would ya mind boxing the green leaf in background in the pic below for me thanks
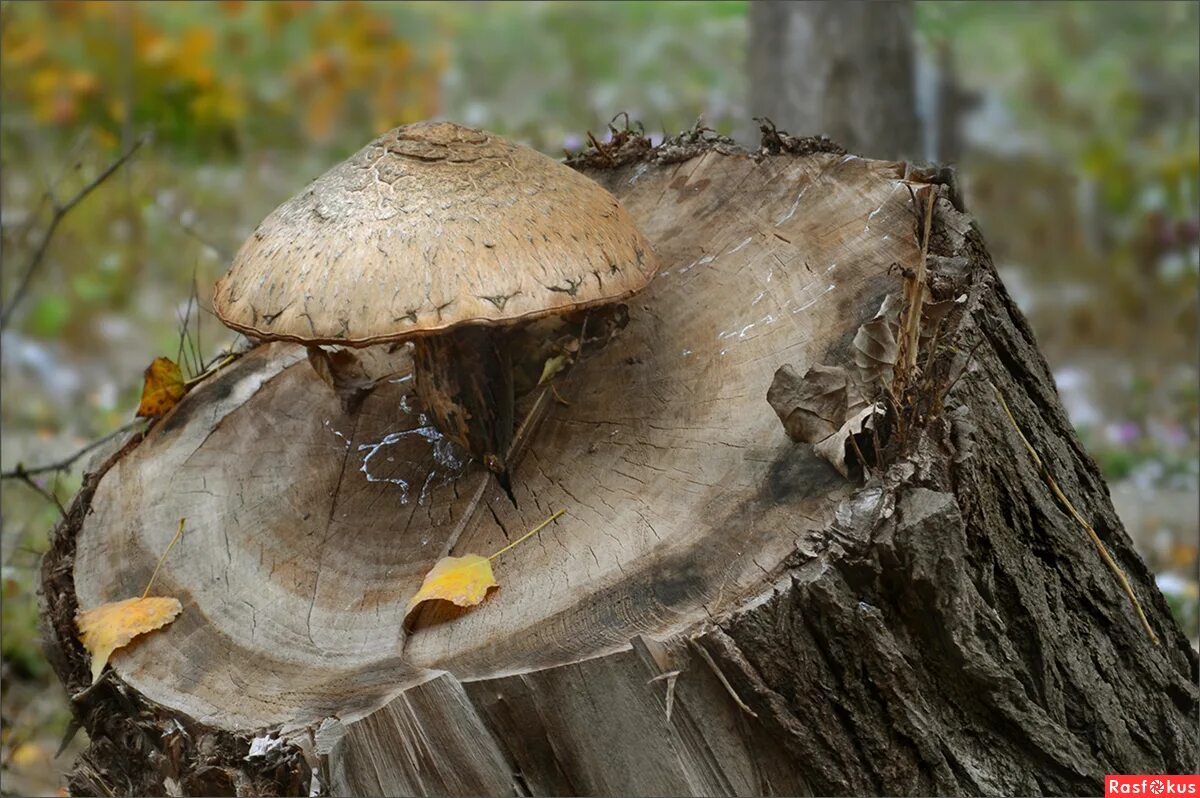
[27,294,72,338]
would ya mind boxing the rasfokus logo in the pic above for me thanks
[1106,776,1200,796]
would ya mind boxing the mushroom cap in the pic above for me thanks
[212,121,660,346]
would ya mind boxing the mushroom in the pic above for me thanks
[212,121,660,500]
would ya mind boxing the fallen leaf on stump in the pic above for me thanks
[852,294,899,386]
[76,597,183,683]
[405,509,566,626]
[768,363,880,478]
[405,554,497,616]
[75,518,187,682]
[135,357,186,417]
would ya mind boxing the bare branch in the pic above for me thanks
[9,470,66,517]
[1,420,143,482]
[0,136,146,329]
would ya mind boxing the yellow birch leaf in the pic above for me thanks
[76,596,182,683]
[403,510,566,627]
[136,357,186,418]
[538,354,569,386]
[405,555,496,620]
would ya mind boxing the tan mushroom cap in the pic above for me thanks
[212,121,660,346]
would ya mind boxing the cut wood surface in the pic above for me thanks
[71,145,916,730]
[42,129,1197,797]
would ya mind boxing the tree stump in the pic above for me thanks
[41,126,1198,797]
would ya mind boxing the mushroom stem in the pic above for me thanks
[412,327,516,498]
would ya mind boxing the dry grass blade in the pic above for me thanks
[893,185,936,397]
[992,384,1159,645]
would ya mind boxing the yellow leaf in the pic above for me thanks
[76,596,182,683]
[136,357,185,418]
[405,555,496,619]
[538,354,569,386]
[9,741,51,770]
[404,510,567,626]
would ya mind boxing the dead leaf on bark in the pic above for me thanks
[766,363,850,444]
[920,292,967,343]
[135,357,187,418]
[852,294,900,386]
[767,363,881,478]
[812,402,883,477]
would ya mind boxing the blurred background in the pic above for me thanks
[1,1,1196,793]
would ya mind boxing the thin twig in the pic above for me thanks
[175,288,197,376]
[192,272,203,374]
[141,518,185,598]
[941,338,984,399]
[1,136,146,329]
[10,470,66,517]
[686,638,758,718]
[893,185,936,397]
[0,420,143,481]
[991,383,1159,645]
[488,509,566,561]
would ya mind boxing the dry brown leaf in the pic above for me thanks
[920,292,967,343]
[76,596,183,683]
[852,294,899,387]
[135,357,186,418]
[767,363,849,444]
[813,402,883,478]
[768,363,880,478]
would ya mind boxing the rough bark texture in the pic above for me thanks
[747,0,920,160]
[40,125,1198,797]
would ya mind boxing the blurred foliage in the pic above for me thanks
[919,2,1199,350]
[0,0,746,159]
[1,0,446,156]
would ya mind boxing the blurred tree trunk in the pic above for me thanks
[748,0,920,160]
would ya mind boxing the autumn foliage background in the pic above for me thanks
[1,2,1197,793]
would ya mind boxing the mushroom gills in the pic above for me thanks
[412,327,516,504]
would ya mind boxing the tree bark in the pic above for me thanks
[41,127,1197,797]
[747,1,920,160]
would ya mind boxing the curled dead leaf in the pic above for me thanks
[768,363,880,478]
[852,294,899,387]
[766,363,848,444]
[136,357,186,417]
[812,401,883,477]
[920,292,967,344]
[76,596,183,683]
